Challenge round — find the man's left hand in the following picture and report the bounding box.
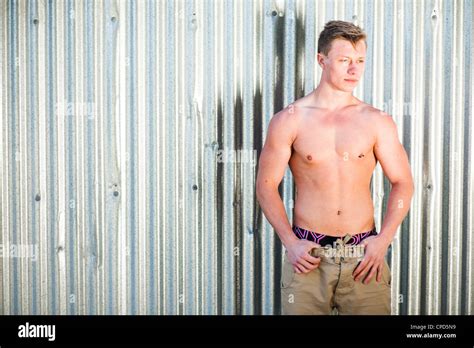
[352,235,391,284]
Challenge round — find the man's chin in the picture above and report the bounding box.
[338,86,356,93]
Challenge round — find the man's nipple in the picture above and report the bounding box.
[306,155,312,161]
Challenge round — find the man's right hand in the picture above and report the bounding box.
[285,239,322,274]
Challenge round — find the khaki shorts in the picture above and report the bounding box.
[281,243,392,315]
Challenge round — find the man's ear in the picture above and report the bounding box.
[317,53,326,69]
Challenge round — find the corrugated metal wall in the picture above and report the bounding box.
[0,0,472,315]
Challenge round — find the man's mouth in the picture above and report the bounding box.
[344,79,358,83]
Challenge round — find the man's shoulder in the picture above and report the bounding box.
[264,104,301,145]
[359,104,399,142]
[356,103,395,128]
[354,102,385,116]
[270,103,301,126]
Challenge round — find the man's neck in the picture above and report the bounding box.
[308,82,357,111]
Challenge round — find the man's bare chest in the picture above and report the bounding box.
[291,118,377,165]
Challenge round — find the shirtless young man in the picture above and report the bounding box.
[256,20,414,315]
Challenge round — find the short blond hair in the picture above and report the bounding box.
[317,20,367,56]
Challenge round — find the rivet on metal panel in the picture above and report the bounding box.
[33,18,39,25]
[192,185,198,191]
[113,191,119,197]
[35,194,41,201]
[189,18,197,31]
[111,17,117,22]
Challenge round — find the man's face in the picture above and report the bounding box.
[318,38,366,92]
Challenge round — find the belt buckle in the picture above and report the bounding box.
[343,233,352,244]
[333,238,344,263]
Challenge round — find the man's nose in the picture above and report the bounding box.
[348,65,359,75]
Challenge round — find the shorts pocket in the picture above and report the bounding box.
[281,252,295,289]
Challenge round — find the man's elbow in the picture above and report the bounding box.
[256,181,278,203]
[256,182,267,203]
[391,180,415,195]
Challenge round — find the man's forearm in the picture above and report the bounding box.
[257,187,299,248]
[378,182,414,245]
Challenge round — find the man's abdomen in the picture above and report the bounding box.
[292,188,375,236]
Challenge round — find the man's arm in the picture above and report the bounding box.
[256,108,299,248]
[353,112,414,283]
[373,113,415,245]
[256,107,320,273]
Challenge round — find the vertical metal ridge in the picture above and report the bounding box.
[219,0,236,315]
[447,0,464,314]
[104,0,120,315]
[164,0,177,315]
[94,0,105,315]
[45,0,56,315]
[440,0,454,315]
[145,0,157,316]
[181,0,197,316]
[464,0,474,315]
[194,0,205,316]
[116,0,127,316]
[407,0,425,315]
[26,0,39,315]
[253,0,266,314]
[136,0,147,316]
[65,0,78,316]
[6,0,17,315]
[38,0,48,316]
[240,0,256,315]
[424,0,442,315]
[156,0,166,316]
[200,0,218,315]
[18,0,28,316]
[233,0,243,315]
[83,0,97,315]
[188,0,201,316]
[0,0,9,316]
[260,0,276,314]
[75,0,86,316]
[55,0,67,315]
